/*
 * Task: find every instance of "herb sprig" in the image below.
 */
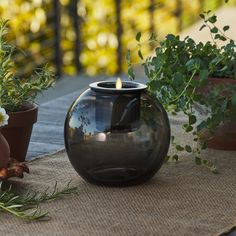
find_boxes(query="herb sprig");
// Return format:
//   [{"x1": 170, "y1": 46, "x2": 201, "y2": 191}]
[
  {"x1": 0, "y1": 19, "x2": 55, "y2": 112},
  {"x1": 0, "y1": 182, "x2": 77, "y2": 220}
]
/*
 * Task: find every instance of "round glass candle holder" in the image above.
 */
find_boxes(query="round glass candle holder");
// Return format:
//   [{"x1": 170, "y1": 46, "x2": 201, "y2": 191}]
[{"x1": 64, "y1": 81, "x2": 170, "y2": 186}]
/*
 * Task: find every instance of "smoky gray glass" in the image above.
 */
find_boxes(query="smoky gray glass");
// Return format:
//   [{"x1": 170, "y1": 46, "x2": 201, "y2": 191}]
[{"x1": 64, "y1": 83, "x2": 170, "y2": 186}]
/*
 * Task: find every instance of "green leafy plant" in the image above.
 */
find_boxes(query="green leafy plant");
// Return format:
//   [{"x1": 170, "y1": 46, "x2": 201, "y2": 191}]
[
  {"x1": 127, "y1": 9, "x2": 236, "y2": 172},
  {"x1": 0, "y1": 19, "x2": 55, "y2": 112},
  {"x1": 0, "y1": 182, "x2": 77, "y2": 220}
]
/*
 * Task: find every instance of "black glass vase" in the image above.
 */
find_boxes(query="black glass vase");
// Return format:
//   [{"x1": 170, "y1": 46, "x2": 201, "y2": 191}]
[{"x1": 64, "y1": 81, "x2": 170, "y2": 186}]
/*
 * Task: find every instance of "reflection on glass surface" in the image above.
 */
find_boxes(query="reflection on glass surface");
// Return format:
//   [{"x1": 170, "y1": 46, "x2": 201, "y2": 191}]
[{"x1": 64, "y1": 89, "x2": 170, "y2": 186}]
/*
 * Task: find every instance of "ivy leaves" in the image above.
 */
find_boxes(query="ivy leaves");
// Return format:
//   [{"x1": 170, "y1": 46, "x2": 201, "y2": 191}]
[
  {"x1": 126, "y1": 7, "x2": 236, "y2": 172},
  {"x1": 199, "y1": 11, "x2": 232, "y2": 43}
]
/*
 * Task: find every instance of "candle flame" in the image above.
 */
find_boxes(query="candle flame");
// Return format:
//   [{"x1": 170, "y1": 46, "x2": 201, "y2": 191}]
[{"x1": 116, "y1": 78, "x2": 122, "y2": 89}]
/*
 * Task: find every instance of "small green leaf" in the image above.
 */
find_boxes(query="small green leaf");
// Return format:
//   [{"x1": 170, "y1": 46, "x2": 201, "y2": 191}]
[
  {"x1": 214, "y1": 34, "x2": 221, "y2": 40},
  {"x1": 136, "y1": 32, "x2": 141, "y2": 42},
  {"x1": 195, "y1": 157, "x2": 202, "y2": 165},
  {"x1": 199, "y1": 69, "x2": 208, "y2": 86},
  {"x1": 149, "y1": 32, "x2": 157, "y2": 41},
  {"x1": 219, "y1": 36, "x2": 227, "y2": 41},
  {"x1": 172, "y1": 154, "x2": 179, "y2": 161},
  {"x1": 223, "y1": 25, "x2": 230, "y2": 31},
  {"x1": 166, "y1": 34, "x2": 176, "y2": 41},
  {"x1": 185, "y1": 125, "x2": 193, "y2": 132},
  {"x1": 199, "y1": 24, "x2": 206, "y2": 31},
  {"x1": 210, "y1": 27, "x2": 218, "y2": 33},
  {"x1": 199, "y1": 14, "x2": 205, "y2": 20},
  {"x1": 128, "y1": 67, "x2": 135, "y2": 81},
  {"x1": 185, "y1": 58, "x2": 200, "y2": 71},
  {"x1": 138, "y1": 49, "x2": 143, "y2": 60},
  {"x1": 185, "y1": 145, "x2": 192, "y2": 153},
  {"x1": 164, "y1": 155, "x2": 170, "y2": 162},
  {"x1": 126, "y1": 49, "x2": 131, "y2": 63},
  {"x1": 208, "y1": 15, "x2": 217, "y2": 24},
  {"x1": 189, "y1": 115, "x2": 196, "y2": 125},
  {"x1": 176, "y1": 145, "x2": 184, "y2": 151}
]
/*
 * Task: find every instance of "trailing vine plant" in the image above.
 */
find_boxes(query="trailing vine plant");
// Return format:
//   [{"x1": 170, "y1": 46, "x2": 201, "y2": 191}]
[{"x1": 127, "y1": 8, "x2": 236, "y2": 172}]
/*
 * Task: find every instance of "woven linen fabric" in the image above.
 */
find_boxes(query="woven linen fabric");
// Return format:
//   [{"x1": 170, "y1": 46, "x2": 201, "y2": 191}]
[{"x1": 1, "y1": 115, "x2": 236, "y2": 236}]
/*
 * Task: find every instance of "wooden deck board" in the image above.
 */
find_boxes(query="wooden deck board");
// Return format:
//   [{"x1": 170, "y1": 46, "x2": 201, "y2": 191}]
[
  {"x1": 26, "y1": 90, "x2": 80, "y2": 160},
  {"x1": 26, "y1": 76, "x2": 147, "y2": 161}
]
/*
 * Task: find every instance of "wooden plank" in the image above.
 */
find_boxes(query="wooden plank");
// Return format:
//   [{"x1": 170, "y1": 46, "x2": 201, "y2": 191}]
[
  {"x1": 26, "y1": 92, "x2": 75, "y2": 159},
  {"x1": 27, "y1": 76, "x2": 145, "y2": 160}
]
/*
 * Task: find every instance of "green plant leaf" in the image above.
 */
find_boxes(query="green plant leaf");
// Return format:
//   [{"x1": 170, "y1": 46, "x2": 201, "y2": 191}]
[
  {"x1": 128, "y1": 67, "x2": 135, "y2": 81},
  {"x1": 223, "y1": 25, "x2": 230, "y2": 31},
  {"x1": 199, "y1": 24, "x2": 206, "y2": 31},
  {"x1": 0, "y1": 182, "x2": 77, "y2": 221},
  {"x1": 189, "y1": 115, "x2": 196, "y2": 125},
  {"x1": 214, "y1": 34, "x2": 221, "y2": 40},
  {"x1": 185, "y1": 145, "x2": 192, "y2": 153},
  {"x1": 176, "y1": 145, "x2": 184, "y2": 151},
  {"x1": 149, "y1": 33, "x2": 157, "y2": 41},
  {"x1": 138, "y1": 49, "x2": 143, "y2": 60},
  {"x1": 126, "y1": 49, "x2": 131, "y2": 63},
  {"x1": 199, "y1": 69, "x2": 208, "y2": 86},
  {"x1": 195, "y1": 157, "x2": 202, "y2": 165},
  {"x1": 136, "y1": 32, "x2": 141, "y2": 42},
  {"x1": 219, "y1": 36, "x2": 227, "y2": 41},
  {"x1": 210, "y1": 27, "x2": 218, "y2": 33},
  {"x1": 185, "y1": 58, "x2": 200, "y2": 71},
  {"x1": 208, "y1": 15, "x2": 217, "y2": 24},
  {"x1": 199, "y1": 14, "x2": 205, "y2": 20},
  {"x1": 172, "y1": 154, "x2": 179, "y2": 161},
  {"x1": 185, "y1": 125, "x2": 193, "y2": 132}
]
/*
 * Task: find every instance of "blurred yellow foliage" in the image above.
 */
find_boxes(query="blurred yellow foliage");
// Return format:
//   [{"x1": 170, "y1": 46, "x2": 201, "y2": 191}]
[{"x1": 0, "y1": 0, "x2": 234, "y2": 76}]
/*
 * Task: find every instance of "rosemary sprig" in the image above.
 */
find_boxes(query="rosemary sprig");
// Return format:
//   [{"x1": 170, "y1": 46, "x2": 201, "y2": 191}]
[{"x1": 0, "y1": 181, "x2": 77, "y2": 220}]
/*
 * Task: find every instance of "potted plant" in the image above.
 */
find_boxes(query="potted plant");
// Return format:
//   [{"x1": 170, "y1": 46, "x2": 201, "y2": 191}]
[
  {"x1": 0, "y1": 19, "x2": 55, "y2": 162},
  {"x1": 0, "y1": 106, "x2": 30, "y2": 180},
  {"x1": 127, "y1": 9, "x2": 236, "y2": 171}
]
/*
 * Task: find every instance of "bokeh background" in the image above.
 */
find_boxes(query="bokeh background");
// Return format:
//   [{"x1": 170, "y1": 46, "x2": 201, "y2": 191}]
[{"x1": 0, "y1": 0, "x2": 235, "y2": 78}]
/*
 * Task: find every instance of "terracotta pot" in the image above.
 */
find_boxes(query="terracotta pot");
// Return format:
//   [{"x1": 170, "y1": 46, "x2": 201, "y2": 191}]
[
  {"x1": 0, "y1": 130, "x2": 10, "y2": 168},
  {"x1": 1, "y1": 104, "x2": 38, "y2": 162},
  {"x1": 196, "y1": 77, "x2": 236, "y2": 150}
]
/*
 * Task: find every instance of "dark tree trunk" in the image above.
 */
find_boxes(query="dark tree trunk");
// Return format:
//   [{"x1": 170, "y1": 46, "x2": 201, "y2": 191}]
[
  {"x1": 70, "y1": 0, "x2": 83, "y2": 73},
  {"x1": 149, "y1": 0, "x2": 155, "y2": 50},
  {"x1": 115, "y1": 0, "x2": 123, "y2": 75},
  {"x1": 53, "y1": 0, "x2": 62, "y2": 77},
  {"x1": 175, "y1": 0, "x2": 183, "y2": 32}
]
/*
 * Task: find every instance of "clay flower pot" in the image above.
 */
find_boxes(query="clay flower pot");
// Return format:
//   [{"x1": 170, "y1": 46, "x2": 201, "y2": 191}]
[
  {"x1": 1, "y1": 104, "x2": 38, "y2": 162},
  {"x1": 196, "y1": 77, "x2": 236, "y2": 150}
]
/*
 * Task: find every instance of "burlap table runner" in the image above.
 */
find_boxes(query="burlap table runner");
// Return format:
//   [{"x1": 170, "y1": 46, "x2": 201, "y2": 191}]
[{"x1": 1, "y1": 116, "x2": 236, "y2": 236}]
